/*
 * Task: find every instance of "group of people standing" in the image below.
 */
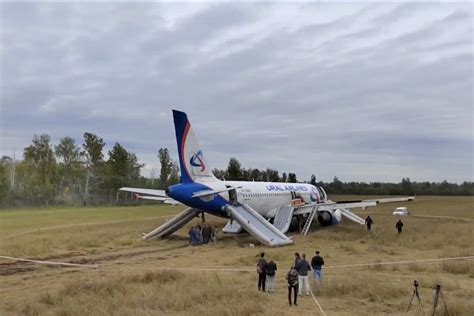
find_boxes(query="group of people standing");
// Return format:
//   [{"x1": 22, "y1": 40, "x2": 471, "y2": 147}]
[
  {"x1": 257, "y1": 254, "x2": 277, "y2": 292},
  {"x1": 256, "y1": 250, "x2": 325, "y2": 306},
  {"x1": 188, "y1": 224, "x2": 218, "y2": 246}
]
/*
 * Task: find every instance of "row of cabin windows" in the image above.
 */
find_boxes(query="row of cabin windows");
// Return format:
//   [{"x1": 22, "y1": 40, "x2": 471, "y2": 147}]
[{"x1": 238, "y1": 192, "x2": 289, "y2": 198}]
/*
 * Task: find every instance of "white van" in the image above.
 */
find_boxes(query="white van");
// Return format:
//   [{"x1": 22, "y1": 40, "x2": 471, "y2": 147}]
[{"x1": 393, "y1": 207, "x2": 409, "y2": 216}]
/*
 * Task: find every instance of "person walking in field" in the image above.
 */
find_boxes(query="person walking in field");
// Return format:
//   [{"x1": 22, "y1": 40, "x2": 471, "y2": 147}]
[
  {"x1": 396, "y1": 219, "x2": 404, "y2": 234},
  {"x1": 257, "y1": 252, "x2": 267, "y2": 292},
  {"x1": 311, "y1": 250, "x2": 325, "y2": 287},
  {"x1": 286, "y1": 265, "x2": 299, "y2": 306},
  {"x1": 265, "y1": 259, "x2": 277, "y2": 292},
  {"x1": 295, "y1": 253, "x2": 311, "y2": 296},
  {"x1": 365, "y1": 215, "x2": 374, "y2": 231}
]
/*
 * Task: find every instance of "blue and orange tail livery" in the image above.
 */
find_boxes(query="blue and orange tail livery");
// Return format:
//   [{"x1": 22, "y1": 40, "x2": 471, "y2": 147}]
[{"x1": 172, "y1": 110, "x2": 216, "y2": 183}]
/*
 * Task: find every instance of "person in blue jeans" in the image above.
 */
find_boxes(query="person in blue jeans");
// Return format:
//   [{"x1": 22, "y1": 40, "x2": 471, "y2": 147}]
[{"x1": 311, "y1": 250, "x2": 325, "y2": 288}]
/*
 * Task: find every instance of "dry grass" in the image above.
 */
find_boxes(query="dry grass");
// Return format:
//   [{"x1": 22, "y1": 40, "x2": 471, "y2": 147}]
[
  {"x1": 1, "y1": 196, "x2": 473, "y2": 315},
  {"x1": 7, "y1": 271, "x2": 274, "y2": 316},
  {"x1": 0, "y1": 205, "x2": 183, "y2": 259}
]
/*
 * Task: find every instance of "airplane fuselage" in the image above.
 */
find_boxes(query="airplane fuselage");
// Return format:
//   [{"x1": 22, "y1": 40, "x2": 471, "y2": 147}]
[{"x1": 167, "y1": 180, "x2": 325, "y2": 218}]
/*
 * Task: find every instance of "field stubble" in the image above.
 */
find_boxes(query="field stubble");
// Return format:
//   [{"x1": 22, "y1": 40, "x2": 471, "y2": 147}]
[{"x1": 0, "y1": 196, "x2": 473, "y2": 315}]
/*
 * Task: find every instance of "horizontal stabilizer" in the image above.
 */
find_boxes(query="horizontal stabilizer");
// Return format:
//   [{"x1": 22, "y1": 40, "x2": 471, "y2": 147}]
[
  {"x1": 119, "y1": 187, "x2": 167, "y2": 197},
  {"x1": 136, "y1": 195, "x2": 181, "y2": 205}
]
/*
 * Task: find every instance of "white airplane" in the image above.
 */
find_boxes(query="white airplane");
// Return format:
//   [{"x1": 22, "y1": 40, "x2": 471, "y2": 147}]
[{"x1": 120, "y1": 110, "x2": 414, "y2": 246}]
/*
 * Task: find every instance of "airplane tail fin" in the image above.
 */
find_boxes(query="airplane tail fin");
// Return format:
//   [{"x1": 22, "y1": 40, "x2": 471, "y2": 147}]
[{"x1": 172, "y1": 110, "x2": 216, "y2": 183}]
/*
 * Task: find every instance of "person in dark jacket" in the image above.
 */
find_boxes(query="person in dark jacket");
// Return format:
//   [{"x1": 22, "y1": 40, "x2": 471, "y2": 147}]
[
  {"x1": 365, "y1": 216, "x2": 374, "y2": 230},
  {"x1": 294, "y1": 252, "x2": 301, "y2": 266},
  {"x1": 202, "y1": 224, "x2": 211, "y2": 244},
  {"x1": 295, "y1": 253, "x2": 311, "y2": 296},
  {"x1": 311, "y1": 250, "x2": 325, "y2": 287},
  {"x1": 396, "y1": 219, "x2": 404, "y2": 234},
  {"x1": 286, "y1": 265, "x2": 299, "y2": 306},
  {"x1": 256, "y1": 252, "x2": 267, "y2": 292},
  {"x1": 265, "y1": 260, "x2": 277, "y2": 292}
]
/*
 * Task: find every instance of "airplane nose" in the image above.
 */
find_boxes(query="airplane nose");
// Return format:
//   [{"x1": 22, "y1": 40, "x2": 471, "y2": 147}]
[{"x1": 165, "y1": 187, "x2": 171, "y2": 196}]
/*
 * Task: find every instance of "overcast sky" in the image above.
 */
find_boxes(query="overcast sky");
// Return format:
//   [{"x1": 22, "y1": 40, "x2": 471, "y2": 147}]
[{"x1": 1, "y1": 2, "x2": 472, "y2": 183}]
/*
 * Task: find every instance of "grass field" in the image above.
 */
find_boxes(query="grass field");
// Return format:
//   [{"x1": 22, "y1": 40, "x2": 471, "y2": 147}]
[{"x1": 1, "y1": 196, "x2": 473, "y2": 315}]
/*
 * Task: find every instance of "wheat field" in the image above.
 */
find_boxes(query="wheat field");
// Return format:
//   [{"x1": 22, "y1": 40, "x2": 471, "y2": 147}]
[{"x1": 1, "y1": 196, "x2": 473, "y2": 315}]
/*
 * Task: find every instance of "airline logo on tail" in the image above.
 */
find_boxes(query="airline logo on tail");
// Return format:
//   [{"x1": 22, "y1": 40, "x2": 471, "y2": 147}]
[{"x1": 190, "y1": 150, "x2": 206, "y2": 171}]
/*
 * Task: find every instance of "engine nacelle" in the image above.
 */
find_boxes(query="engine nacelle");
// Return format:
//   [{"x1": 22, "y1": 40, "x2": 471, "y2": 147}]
[{"x1": 317, "y1": 209, "x2": 342, "y2": 226}]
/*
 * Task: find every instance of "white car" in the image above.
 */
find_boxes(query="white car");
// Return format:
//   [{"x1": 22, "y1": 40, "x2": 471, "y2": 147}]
[{"x1": 393, "y1": 207, "x2": 409, "y2": 216}]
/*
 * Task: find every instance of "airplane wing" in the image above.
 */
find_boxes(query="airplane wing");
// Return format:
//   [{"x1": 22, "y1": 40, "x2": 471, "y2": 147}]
[
  {"x1": 293, "y1": 196, "x2": 415, "y2": 224},
  {"x1": 118, "y1": 187, "x2": 181, "y2": 205},
  {"x1": 294, "y1": 196, "x2": 415, "y2": 214}
]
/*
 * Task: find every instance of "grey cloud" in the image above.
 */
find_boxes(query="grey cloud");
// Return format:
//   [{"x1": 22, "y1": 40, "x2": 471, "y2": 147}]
[{"x1": 0, "y1": 2, "x2": 472, "y2": 183}]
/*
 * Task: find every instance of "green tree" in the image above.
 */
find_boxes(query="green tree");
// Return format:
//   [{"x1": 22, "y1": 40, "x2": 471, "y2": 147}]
[
  {"x1": 83, "y1": 133, "x2": 105, "y2": 165},
  {"x1": 287, "y1": 172, "x2": 297, "y2": 183},
  {"x1": 266, "y1": 168, "x2": 280, "y2": 182},
  {"x1": 226, "y1": 158, "x2": 242, "y2": 180},
  {"x1": 212, "y1": 168, "x2": 226, "y2": 180},
  {"x1": 107, "y1": 142, "x2": 130, "y2": 190},
  {"x1": 310, "y1": 174, "x2": 317, "y2": 186},
  {"x1": 281, "y1": 172, "x2": 287, "y2": 182},
  {"x1": 250, "y1": 168, "x2": 261, "y2": 181},
  {"x1": 23, "y1": 134, "x2": 57, "y2": 206},
  {"x1": 82, "y1": 132, "x2": 105, "y2": 205},
  {"x1": 55, "y1": 137, "x2": 84, "y2": 203},
  {"x1": 168, "y1": 161, "x2": 180, "y2": 186},
  {"x1": 55, "y1": 137, "x2": 82, "y2": 167},
  {"x1": 401, "y1": 178, "x2": 413, "y2": 195},
  {"x1": 0, "y1": 157, "x2": 9, "y2": 204},
  {"x1": 158, "y1": 148, "x2": 174, "y2": 188},
  {"x1": 331, "y1": 176, "x2": 343, "y2": 193}
]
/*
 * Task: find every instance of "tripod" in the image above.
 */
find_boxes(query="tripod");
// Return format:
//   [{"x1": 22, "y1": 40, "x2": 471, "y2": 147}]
[
  {"x1": 431, "y1": 284, "x2": 448, "y2": 316},
  {"x1": 406, "y1": 280, "x2": 425, "y2": 314}
]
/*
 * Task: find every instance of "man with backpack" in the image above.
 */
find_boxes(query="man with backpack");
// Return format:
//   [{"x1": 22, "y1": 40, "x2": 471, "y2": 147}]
[
  {"x1": 286, "y1": 265, "x2": 299, "y2": 306},
  {"x1": 265, "y1": 259, "x2": 277, "y2": 292},
  {"x1": 256, "y1": 252, "x2": 267, "y2": 292}
]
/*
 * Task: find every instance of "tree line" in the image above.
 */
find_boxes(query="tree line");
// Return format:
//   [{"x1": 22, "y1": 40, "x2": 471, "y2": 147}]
[
  {"x1": 211, "y1": 159, "x2": 473, "y2": 196},
  {"x1": 0, "y1": 133, "x2": 179, "y2": 208},
  {"x1": 1, "y1": 135, "x2": 472, "y2": 208}
]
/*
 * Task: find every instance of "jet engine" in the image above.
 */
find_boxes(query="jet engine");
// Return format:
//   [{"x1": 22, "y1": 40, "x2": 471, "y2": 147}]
[{"x1": 317, "y1": 209, "x2": 342, "y2": 226}]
